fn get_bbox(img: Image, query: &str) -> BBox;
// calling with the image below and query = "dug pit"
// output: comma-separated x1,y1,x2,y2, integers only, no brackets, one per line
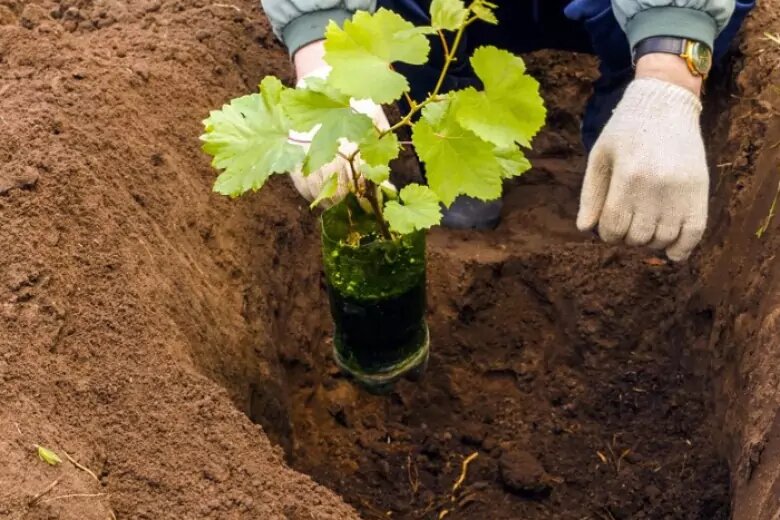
250,52,734,519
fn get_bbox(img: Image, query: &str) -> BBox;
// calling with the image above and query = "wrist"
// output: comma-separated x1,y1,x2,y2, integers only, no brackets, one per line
635,53,702,96
293,40,327,80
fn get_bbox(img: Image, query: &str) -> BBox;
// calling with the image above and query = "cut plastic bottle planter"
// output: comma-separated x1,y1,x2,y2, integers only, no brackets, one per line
321,198,429,393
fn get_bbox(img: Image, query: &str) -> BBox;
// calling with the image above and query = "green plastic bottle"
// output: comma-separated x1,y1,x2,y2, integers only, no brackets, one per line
321,198,429,392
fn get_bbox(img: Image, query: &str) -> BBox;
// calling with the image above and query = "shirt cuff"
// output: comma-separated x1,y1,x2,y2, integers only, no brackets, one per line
282,8,353,57
625,6,718,50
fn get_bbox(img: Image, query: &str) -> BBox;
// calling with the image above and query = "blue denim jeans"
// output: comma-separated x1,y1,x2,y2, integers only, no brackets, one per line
378,0,755,151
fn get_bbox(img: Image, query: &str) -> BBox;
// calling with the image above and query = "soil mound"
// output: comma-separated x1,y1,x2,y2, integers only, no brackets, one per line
0,1,356,518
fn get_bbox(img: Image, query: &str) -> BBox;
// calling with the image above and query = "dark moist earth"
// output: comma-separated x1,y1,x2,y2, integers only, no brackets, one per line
1,0,779,519
275,53,731,520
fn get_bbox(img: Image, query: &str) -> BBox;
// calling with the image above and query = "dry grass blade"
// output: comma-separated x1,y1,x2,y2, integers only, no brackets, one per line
212,3,242,12
64,451,100,483
359,499,391,519
29,478,61,506
764,32,780,45
452,452,479,494
616,448,632,474
43,492,106,503
756,167,780,238
413,452,482,520
407,453,420,495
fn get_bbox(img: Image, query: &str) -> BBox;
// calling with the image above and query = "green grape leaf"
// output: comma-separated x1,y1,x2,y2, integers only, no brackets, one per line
430,0,468,31
36,445,62,466
495,146,532,179
452,46,545,148
282,78,375,174
421,99,450,126
412,99,504,206
470,0,498,24
360,163,390,184
360,132,400,167
384,184,442,234
201,76,304,197
323,8,430,103
309,173,340,209
396,25,438,37
282,77,360,132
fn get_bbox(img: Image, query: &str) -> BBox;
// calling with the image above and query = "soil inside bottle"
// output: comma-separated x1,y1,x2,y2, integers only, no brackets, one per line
321,196,429,390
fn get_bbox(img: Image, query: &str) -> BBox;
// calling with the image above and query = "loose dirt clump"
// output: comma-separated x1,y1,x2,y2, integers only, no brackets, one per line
1,0,778,519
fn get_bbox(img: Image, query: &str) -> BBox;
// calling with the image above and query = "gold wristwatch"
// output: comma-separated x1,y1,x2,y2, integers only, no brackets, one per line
632,37,713,79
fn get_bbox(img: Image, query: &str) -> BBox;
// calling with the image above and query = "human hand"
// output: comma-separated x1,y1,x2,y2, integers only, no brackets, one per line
289,42,392,207
577,75,708,262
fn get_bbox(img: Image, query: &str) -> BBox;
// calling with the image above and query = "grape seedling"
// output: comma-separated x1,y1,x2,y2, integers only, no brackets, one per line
200,0,546,239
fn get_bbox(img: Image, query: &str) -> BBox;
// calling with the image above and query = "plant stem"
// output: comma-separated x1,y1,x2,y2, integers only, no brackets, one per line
403,91,415,110
382,18,474,135
365,179,392,240
345,155,392,240
342,151,362,194
437,29,450,58
341,16,478,240
430,20,471,98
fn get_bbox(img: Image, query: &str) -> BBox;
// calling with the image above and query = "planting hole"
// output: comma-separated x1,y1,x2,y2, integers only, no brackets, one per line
243,51,745,519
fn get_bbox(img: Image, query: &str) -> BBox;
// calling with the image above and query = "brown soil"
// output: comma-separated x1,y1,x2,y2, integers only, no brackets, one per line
0,1,778,519
0,1,355,518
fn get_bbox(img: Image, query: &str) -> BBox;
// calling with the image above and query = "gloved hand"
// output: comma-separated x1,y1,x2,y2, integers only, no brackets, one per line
290,43,391,208
577,77,708,262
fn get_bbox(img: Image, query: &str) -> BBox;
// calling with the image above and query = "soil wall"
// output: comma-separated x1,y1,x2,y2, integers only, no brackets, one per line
693,4,780,516
0,1,357,518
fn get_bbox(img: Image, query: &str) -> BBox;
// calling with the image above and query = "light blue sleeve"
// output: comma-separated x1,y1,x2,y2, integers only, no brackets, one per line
611,0,736,49
260,0,377,56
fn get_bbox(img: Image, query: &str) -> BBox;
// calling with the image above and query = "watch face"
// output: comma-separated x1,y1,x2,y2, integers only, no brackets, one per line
690,42,712,74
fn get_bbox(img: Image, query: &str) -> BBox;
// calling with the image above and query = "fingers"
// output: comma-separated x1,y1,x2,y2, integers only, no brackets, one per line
647,220,681,250
597,209,704,262
596,208,704,262
351,99,390,130
598,212,702,262
289,168,314,201
579,149,704,260
290,157,352,205
577,146,611,232
578,145,635,243
665,220,705,262
624,214,657,246
598,204,632,244
595,167,633,244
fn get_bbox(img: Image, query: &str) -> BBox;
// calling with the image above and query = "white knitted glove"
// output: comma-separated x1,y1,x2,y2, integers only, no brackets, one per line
577,78,709,262
289,66,392,207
